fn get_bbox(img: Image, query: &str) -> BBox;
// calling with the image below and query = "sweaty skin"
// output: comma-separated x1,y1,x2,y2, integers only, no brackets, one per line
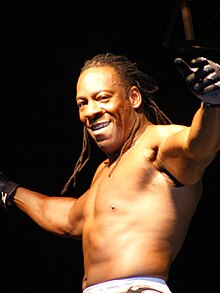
13,65,219,291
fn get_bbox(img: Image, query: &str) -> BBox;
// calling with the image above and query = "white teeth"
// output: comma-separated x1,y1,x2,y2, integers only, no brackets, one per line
92,122,110,131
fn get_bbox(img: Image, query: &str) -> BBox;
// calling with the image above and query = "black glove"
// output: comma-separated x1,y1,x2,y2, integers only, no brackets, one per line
0,172,20,209
174,57,220,107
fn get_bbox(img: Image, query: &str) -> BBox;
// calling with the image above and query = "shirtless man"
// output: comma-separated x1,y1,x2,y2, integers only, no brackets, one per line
1,53,220,293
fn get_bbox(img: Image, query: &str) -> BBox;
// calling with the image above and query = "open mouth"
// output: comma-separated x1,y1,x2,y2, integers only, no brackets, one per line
90,121,111,131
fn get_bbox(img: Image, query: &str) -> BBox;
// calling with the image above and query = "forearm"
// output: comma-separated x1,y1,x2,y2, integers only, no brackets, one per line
174,56,220,159
187,102,220,160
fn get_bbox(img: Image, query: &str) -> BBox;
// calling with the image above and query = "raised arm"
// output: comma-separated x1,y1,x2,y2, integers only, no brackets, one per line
158,57,220,184
0,172,82,238
175,57,220,156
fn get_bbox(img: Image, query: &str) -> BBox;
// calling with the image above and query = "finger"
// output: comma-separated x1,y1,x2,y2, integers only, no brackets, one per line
190,57,209,68
202,81,220,95
186,65,214,86
201,81,220,105
194,72,220,91
191,58,220,75
174,58,193,79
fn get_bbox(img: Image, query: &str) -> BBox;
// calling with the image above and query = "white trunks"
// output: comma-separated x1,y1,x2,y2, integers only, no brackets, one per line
83,277,172,293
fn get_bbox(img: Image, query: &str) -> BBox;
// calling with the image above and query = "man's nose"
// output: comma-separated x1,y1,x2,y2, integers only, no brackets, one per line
84,100,103,118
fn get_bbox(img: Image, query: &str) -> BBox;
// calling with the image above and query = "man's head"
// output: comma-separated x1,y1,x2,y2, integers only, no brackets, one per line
76,53,172,152
76,65,142,155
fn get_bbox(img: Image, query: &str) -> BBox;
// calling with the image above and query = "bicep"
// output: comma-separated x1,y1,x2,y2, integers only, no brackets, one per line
43,196,79,237
157,126,207,185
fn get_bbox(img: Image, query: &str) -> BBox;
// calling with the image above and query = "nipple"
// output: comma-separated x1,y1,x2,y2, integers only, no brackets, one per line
111,203,116,211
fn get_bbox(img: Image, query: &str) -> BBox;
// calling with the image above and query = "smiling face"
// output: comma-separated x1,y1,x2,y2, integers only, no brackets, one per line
76,66,141,155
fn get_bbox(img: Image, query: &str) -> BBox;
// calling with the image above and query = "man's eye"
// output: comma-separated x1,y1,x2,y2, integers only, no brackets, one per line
98,96,110,102
77,101,86,108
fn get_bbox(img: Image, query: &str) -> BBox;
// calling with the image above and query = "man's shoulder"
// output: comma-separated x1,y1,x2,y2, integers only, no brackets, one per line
147,124,186,137
142,124,186,140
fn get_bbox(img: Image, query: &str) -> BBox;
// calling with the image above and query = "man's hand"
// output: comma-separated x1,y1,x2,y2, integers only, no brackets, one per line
174,57,220,106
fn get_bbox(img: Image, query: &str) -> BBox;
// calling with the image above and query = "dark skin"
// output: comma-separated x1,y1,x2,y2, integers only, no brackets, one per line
10,58,220,291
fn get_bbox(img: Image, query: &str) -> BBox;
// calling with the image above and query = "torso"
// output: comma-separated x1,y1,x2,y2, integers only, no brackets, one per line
69,125,202,289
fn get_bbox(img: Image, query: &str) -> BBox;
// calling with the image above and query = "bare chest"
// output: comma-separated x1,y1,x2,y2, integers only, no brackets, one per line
83,148,171,218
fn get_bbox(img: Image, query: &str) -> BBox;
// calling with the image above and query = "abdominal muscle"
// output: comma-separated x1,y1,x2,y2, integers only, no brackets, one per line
80,158,202,290
82,217,172,289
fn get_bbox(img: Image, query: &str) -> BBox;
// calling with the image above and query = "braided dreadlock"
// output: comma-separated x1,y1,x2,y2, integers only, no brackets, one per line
61,53,172,194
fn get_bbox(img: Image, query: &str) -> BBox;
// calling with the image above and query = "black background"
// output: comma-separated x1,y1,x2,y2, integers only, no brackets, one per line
1,1,220,292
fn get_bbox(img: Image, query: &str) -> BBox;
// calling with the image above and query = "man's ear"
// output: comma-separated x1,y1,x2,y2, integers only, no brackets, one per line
129,86,142,109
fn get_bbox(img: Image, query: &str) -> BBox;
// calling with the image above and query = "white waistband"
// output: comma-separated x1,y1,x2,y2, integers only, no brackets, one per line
83,277,172,293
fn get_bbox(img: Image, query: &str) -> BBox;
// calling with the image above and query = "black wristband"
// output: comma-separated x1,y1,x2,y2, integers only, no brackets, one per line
203,102,220,108
1,181,20,209
0,172,20,209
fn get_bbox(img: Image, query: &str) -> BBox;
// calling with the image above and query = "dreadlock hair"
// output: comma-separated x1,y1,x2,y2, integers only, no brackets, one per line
61,126,91,195
61,52,172,195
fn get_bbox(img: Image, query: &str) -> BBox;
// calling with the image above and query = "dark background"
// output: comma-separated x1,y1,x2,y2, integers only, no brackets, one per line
1,1,220,292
